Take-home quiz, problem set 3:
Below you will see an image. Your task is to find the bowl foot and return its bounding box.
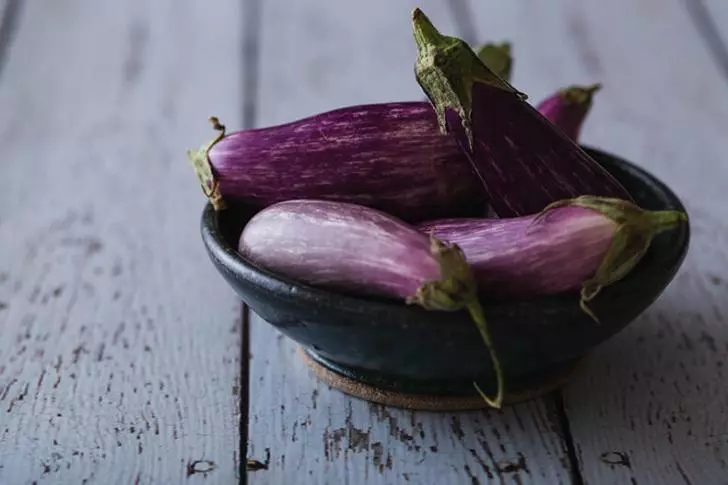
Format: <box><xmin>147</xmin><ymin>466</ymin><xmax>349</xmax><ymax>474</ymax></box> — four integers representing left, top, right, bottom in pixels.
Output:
<box><xmin>299</xmin><ymin>348</ymin><xmax>582</xmax><ymax>411</ymax></box>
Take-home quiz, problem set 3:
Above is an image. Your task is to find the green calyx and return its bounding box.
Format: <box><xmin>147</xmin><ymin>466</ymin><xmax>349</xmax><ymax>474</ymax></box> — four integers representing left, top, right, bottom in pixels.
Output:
<box><xmin>558</xmin><ymin>83</ymin><xmax>602</xmax><ymax>106</ymax></box>
<box><xmin>187</xmin><ymin>116</ymin><xmax>227</xmax><ymax>211</ymax></box>
<box><xmin>406</xmin><ymin>237</ymin><xmax>477</xmax><ymax>311</ymax></box>
<box><xmin>412</xmin><ymin>8</ymin><xmax>526</xmax><ymax>151</ymax></box>
<box><xmin>406</xmin><ymin>236</ymin><xmax>504</xmax><ymax>409</ymax></box>
<box><xmin>534</xmin><ymin>195</ymin><xmax>689</xmax><ymax>322</ymax></box>
<box><xmin>475</xmin><ymin>42</ymin><xmax>513</xmax><ymax>82</ymax></box>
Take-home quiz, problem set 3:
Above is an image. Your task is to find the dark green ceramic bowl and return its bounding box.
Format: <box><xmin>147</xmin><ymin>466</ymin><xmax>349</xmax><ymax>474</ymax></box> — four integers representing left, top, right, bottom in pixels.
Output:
<box><xmin>200</xmin><ymin>147</ymin><xmax>690</xmax><ymax>398</ymax></box>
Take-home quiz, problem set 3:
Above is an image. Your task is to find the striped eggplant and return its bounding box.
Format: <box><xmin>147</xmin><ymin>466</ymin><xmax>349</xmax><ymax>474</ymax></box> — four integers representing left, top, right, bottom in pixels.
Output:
<box><xmin>536</xmin><ymin>83</ymin><xmax>602</xmax><ymax>141</ymax></box>
<box><xmin>417</xmin><ymin>196</ymin><xmax>688</xmax><ymax>320</ymax></box>
<box><xmin>238</xmin><ymin>199</ymin><xmax>503</xmax><ymax>408</ymax></box>
<box><xmin>187</xmin><ymin>102</ymin><xmax>486</xmax><ymax>223</ymax></box>
<box><xmin>411</xmin><ymin>9</ymin><xmax>633</xmax><ymax>218</ymax></box>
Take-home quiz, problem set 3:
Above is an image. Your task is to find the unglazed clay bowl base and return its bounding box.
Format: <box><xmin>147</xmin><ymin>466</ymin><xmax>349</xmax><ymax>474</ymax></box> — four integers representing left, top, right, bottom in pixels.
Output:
<box><xmin>299</xmin><ymin>347</ymin><xmax>582</xmax><ymax>411</ymax></box>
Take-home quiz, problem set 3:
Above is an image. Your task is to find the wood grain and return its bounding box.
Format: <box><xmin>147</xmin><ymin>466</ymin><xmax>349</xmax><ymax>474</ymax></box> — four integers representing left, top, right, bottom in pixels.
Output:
<box><xmin>466</xmin><ymin>0</ymin><xmax>728</xmax><ymax>483</ymax></box>
<box><xmin>246</xmin><ymin>2</ymin><xmax>575</xmax><ymax>484</ymax></box>
<box><xmin>0</xmin><ymin>1</ymin><xmax>245</xmax><ymax>483</ymax></box>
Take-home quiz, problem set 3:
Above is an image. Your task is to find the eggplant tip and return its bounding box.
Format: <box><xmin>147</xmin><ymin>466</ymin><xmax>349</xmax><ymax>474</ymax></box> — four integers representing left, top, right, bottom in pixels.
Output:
<box><xmin>208</xmin><ymin>116</ymin><xmax>226</xmax><ymax>135</ymax></box>
<box><xmin>412</xmin><ymin>7</ymin><xmax>443</xmax><ymax>49</ymax></box>
<box><xmin>559</xmin><ymin>83</ymin><xmax>603</xmax><ymax>104</ymax></box>
<box><xmin>587</xmin><ymin>83</ymin><xmax>603</xmax><ymax>94</ymax></box>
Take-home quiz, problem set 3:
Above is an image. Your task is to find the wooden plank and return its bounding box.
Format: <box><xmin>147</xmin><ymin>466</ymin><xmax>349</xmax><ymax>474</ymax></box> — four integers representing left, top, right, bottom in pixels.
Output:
<box><xmin>0</xmin><ymin>1</ymin><xmax>245</xmax><ymax>483</ymax></box>
<box><xmin>246</xmin><ymin>2</ymin><xmax>575</xmax><ymax>483</ymax></box>
<box><xmin>686</xmin><ymin>0</ymin><xmax>728</xmax><ymax>82</ymax></box>
<box><xmin>0</xmin><ymin>0</ymin><xmax>21</xmax><ymax>78</ymax></box>
<box><xmin>704</xmin><ymin>0</ymin><xmax>728</xmax><ymax>31</ymax></box>
<box><xmin>248</xmin><ymin>319</ymin><xmax>573</xmax><ymax>484</ymax></box>
<box><xmin>467</xmin><ymin>0</ymin><xmax>728</xmax><ymax>483</ymax></box>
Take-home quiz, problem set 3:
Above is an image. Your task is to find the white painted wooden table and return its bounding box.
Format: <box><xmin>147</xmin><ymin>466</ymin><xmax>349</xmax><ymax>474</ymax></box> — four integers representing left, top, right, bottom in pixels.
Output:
<box><xmin>0</xmin><ymin>1</ymin><xmax>726</xmax><ymax>484</ymax></box>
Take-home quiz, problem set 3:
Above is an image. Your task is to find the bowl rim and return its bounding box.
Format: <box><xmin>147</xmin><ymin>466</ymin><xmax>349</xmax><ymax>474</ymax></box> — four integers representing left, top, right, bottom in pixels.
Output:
<box><xmin>200</xmin><ymin>145</ymin><xmax>690</xmax><ymax>317</ymax></box>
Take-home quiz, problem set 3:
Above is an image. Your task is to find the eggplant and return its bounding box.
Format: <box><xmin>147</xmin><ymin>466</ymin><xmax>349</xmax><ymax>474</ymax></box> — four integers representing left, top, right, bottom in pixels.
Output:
<box><xmin>238</xmin><ymin>199</ymin><xmax>503</xmax><ymax>408</ymax></box>
<box><xmin>187</xmin><ymin>102</ymin><xmax>486</xmax><ymax>223</ymax></box>
<box><xmin>418</xmin><ymin>196</ymin><xmax>688</xmax><ymax>320</ymax></box>
<box><xmin>475</xmin><ymin>41</ymin><xmax>513</xmax><ymax>81</ymax></box>
<box><xmin>536</xmin><ymin>83</ymin><xmax>602</xmax><ymax>142</ymax></box>
<box><xmin>411</xmin><ymin>9</ymin><xmax>633</xmax><ymax>218</ymax></box>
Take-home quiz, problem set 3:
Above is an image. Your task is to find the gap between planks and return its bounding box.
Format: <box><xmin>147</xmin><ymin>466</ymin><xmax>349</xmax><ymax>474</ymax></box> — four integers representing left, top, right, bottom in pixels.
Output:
<box><xmin>682</xmin><ymin>0</ymin><xmax>728</xmax><ymax>85</ymax></box>
<box><xmin>0</xmin><ymin>0</ymin><xmax>22</xmax><ymax>80</ymax></box>
<box><xmin>450</xmin><ymin>1</ymin><xmax>587</xmax><ymax>483</ymax></box>
<box><xmin>239</xmin><ymin>0</ymin><xmax>262</xmax><ymax>482</ymax></box>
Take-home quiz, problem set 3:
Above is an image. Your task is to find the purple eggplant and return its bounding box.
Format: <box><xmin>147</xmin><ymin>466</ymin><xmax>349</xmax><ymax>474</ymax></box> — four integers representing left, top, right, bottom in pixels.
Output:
<box><xmin>238</xmin><ymin>199</ymin><xmax>503</xmax><ymax>408</ymax></box>
<box><xmin>411</xmin><ymin>9</ymin><xmax>633</xmax><ymax>218</ymax></box>
<box><xmin>418</xmin><ymin>196</ymin><xmax>688</xmax><ymax>320</ymax></box>
<box><xmin>187</xmin><ymin>102</ymin><xmax>486</xmax><ymax>223</ymax></box>
<box><xmin>536</xmin><ymin>83</ymin><xmax>602</xmax><ymax>141</ymax></box>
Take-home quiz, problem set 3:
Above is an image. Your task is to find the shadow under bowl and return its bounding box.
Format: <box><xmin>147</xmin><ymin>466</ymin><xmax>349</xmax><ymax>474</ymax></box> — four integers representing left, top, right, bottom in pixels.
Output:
<box><xmin>200</xmin><ymin>146</ymin><xmax>690</xmax><ymax>400</ymax></box>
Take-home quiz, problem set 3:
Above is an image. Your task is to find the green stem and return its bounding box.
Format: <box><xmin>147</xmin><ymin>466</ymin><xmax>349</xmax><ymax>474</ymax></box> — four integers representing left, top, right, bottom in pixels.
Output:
<box><xmin>467</xmin><ymin>299</ymin><xmax>504</xmax><ymax>409</ymax></box>
<box><xmin>406</xmin><ymin>236</ymin><xmax>504</xmax><ymax>409</ymax></box>
<box><xmin>559</xmin><ymin>83</ymin><xmax>602</xmax><ymax>105</ymax></box>
<box><xmin>186</xmin><ymin>116</ymin><xmax>227</xmax><ymax>211</ymax></box>
<box><xmin>644</xmin><ymin>210</ymin><xmax>689</xmax><ymax>233</ymax></box>
<box><xmin>475</xmin><ymin>41</ymin><xmax>513</xmax><ymax>82</ymax></box>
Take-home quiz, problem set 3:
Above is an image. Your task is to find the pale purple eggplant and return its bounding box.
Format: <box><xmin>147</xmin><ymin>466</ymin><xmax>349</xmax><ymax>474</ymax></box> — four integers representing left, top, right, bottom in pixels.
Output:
<box><xmin>186</xmin><ymin>102</ymin><xmax>486</xmax><ymax>223</ymax></box>
<box><xmin>418</xmin><ymin>196</ymin><xmax>688</xmax><ymax>320</ymax></box>
<box><xmin>536</xmin><ymin>83</ymin><xmax>602</xmax><ymax>141</ymax></box>
<box><xmin>411</xmin><ymin>9</ymin><xmax>633</xmax><ymax>218</ymax></box>
<box><xmin>238</xmin><ymin>199</ymin><xmax>503</xmax><ymax>408</ymax></box>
